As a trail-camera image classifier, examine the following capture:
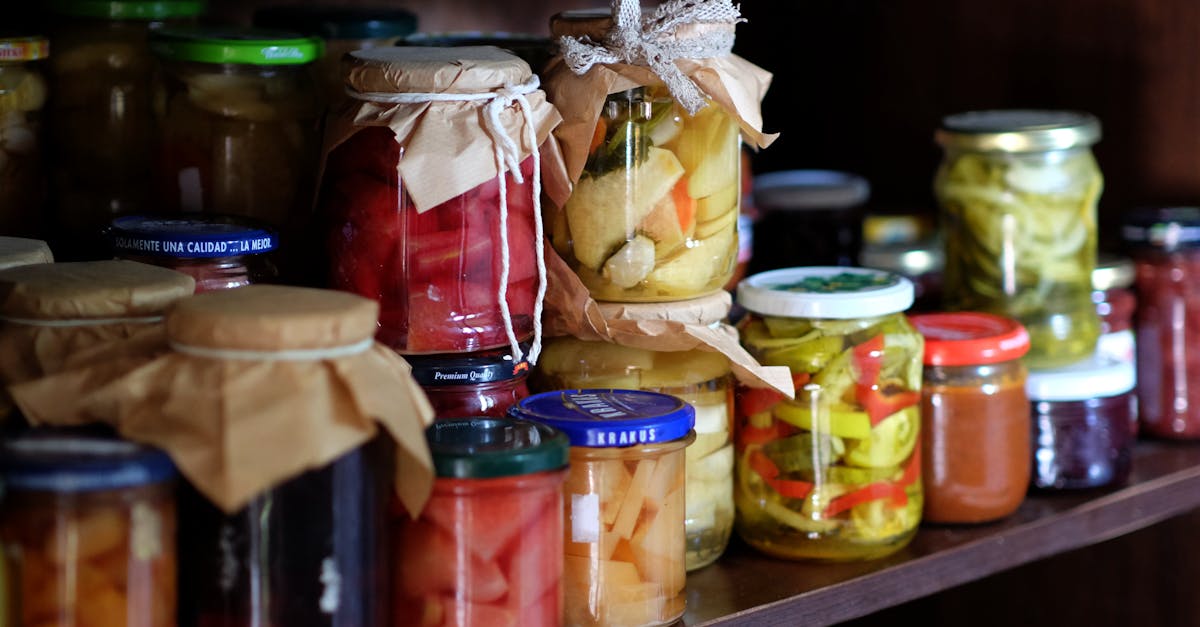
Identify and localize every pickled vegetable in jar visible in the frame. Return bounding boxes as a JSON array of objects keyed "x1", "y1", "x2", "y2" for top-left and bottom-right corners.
[
  {"x1": 909, "y1": 312, "x2": 1030, "y2": 524},
  {"x1": 510, "y1": 389, "x2": 696, "y2": 627},
  {"x1": 0, "y1": 427, "x2": 178, "y2": 627},
  {"x1": 406, "y1": 345, "x2": 531, "y2": 420},
  {"x1": 395, "y1": 418, "x2": 568, "y2": 627},
  {"x1": 735, "y1": 267, "x2": 923, "y2": 561},
  {"x1": 934, "y1": 110, "x2": 1103, "y2": 369},
  {"x1": 0, "y1": 235, "x2": 53, "y2": 270},
  {"x1": 0, "y1": 36, "x2": 48, "y2": 239},
  {"x1": 1092, "y1": 252, "x2": 1136, "y2": 366},
  {"x1": 108, "y1": 214, "x2": 279, "y2": 292},
  {"x1": 749, "y1": 170, "x2": 870, "y2": 273}
]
